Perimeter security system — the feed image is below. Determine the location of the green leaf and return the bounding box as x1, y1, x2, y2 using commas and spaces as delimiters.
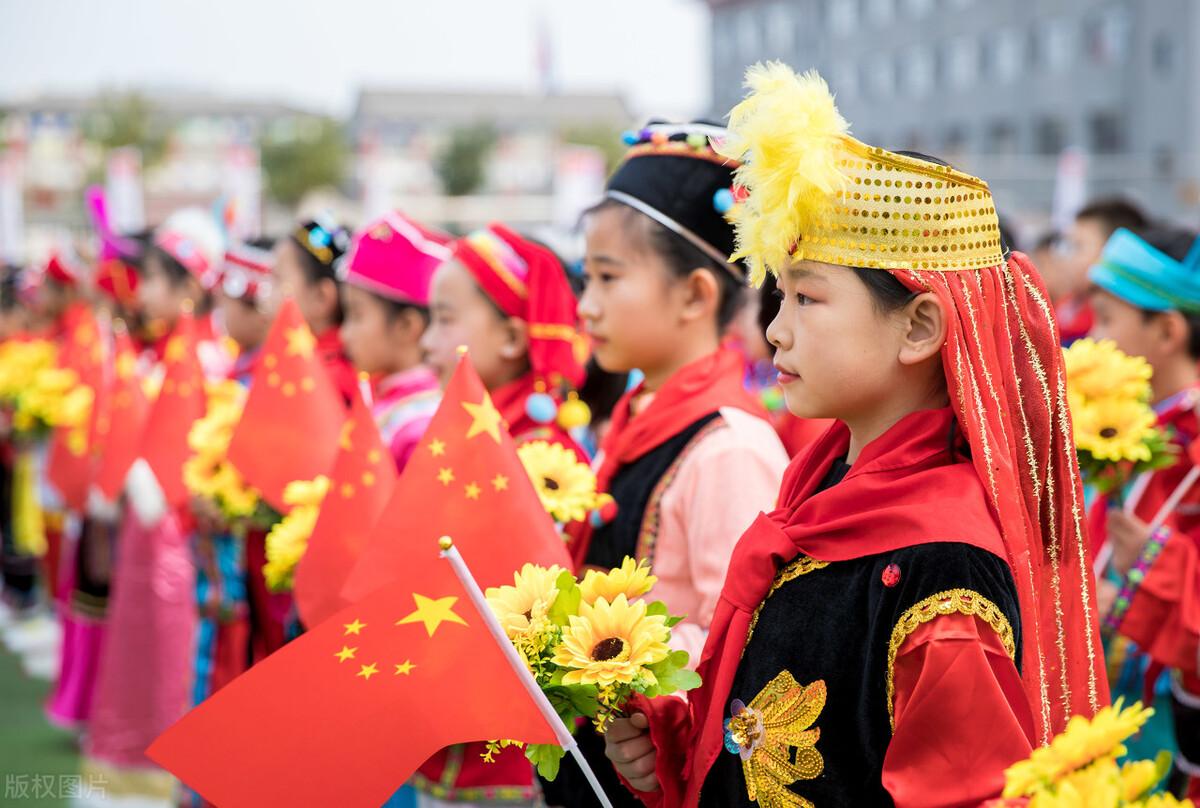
645, 601, 669, 618
546, 683, 600, 719
549, 571, 582, 627
526, 743, 565, 781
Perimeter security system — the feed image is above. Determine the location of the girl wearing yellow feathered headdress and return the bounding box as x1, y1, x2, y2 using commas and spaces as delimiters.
604, 63, 1108, 807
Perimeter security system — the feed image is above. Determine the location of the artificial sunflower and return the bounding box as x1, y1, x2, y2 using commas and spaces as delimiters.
579, 556, 657, 605
552, 594, 670, 687
1073, 398, 1158, 464
262, 475, 329, 592
1002, 699, 1155, 798
486, 563, 564, 643
1064, 338, 1153, 404
517, 440, 600, 523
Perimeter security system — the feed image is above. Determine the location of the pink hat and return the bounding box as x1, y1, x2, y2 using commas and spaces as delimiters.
340, 211, 451, 306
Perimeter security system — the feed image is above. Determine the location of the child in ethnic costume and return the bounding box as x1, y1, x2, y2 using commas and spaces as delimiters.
423, 224, 588, 454
85, 210, 227, 802
606, 65, 1107, 807
340, 212, 447, 473
562, 122, 789, 807
271, 216, 359, 402
1087, 225, 1200, 797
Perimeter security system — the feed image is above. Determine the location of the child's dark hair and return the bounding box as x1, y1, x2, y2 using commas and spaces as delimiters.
381, 297, 430, 326
1077, 197, 1148, 238
288, 227, 346, 324
584, 199, 745, 329
1134, 224, 1200, 359
149, 244, 193, 288
0, 264, 20, 311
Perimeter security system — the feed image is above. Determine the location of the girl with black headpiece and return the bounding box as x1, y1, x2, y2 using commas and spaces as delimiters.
552, 122, 790, 807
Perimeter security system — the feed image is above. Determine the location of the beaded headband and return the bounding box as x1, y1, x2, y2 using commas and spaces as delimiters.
716, 63, 1005, 286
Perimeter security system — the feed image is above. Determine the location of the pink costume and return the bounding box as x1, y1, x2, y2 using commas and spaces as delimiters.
372, 367, 441, 473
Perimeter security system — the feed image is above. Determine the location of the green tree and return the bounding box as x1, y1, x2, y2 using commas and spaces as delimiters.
84, 93, 168, 166
260, 117, 348, 208
560, 124, 625, 173
436, 124, 498, 196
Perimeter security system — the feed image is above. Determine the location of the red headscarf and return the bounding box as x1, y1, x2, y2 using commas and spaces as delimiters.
653, 253, 1107, 807
452, 224, 585, 390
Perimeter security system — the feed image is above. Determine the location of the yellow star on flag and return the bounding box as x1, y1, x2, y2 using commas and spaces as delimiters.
437, 467, 455, 486
284, 325, 317, 359
116, 351, 137, 380
491, 474, 509, 492
165, 335, 187, 363
394, 660, 416, 676
334, 646, 357, 663
340, 420, 356, 451
462, 394, 503, 443
343, 619, 366, 635
464, 482, 481, 500
357, 662, 379, 680
396, 594, 468, 637
428, 438, 446, 457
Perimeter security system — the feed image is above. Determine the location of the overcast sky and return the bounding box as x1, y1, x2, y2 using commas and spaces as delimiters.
0, 0, 712, 119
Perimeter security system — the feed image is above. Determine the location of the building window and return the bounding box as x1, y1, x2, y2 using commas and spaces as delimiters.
943, 125, 969, 154
870, 56, 895, 96
995, 29, 1021, 82
949, 37, 977, 88
986, 121, 1018, 155
1045, 18, 1075, 72
830, 0, 857, 35
1084, 8, 1130, 65
1152, 32, 1174, 75
832, 61, 860, 100
868, 0, 893, 24
904, 0, 933, 17
907, 46, 933, 96
738, 7, 759, 58
1088, 111, 1125, 154
1034, 116, 1067, 156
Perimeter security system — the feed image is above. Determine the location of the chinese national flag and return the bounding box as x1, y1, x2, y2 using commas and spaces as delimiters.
226, 298, 345, 510
138, 314, 205, 507
342, 356, 570, 602
294, 388, 397, 627
47, 306, 108, 510
147, 357, 566, 807
94, 329, 150, 501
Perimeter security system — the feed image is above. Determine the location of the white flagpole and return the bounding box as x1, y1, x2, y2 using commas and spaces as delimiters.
438, 537, 615, 808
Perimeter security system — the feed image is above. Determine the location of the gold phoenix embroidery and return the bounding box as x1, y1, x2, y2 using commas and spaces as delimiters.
740, 671, 826, 808
885, 589, 1016, 729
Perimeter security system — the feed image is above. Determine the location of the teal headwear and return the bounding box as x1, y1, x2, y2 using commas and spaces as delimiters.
1089, 227, 1200, 313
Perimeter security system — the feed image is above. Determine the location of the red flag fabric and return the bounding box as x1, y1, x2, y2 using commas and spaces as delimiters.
94, 329, 150, 501
47, 305, 107, 510
226, 298, 345, 510
342, 355, 571, 601
147, 357, 568, 807
294, 387, 397, 627
138, 313, 205, 507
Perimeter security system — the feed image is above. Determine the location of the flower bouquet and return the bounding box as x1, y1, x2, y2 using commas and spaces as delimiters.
985, 699, 1192, 807
183, 380, 279, 528
1064, 339, 1177, 500
0, 338, 93, 443
262, 475, 330, 593
482, 556, 700, 779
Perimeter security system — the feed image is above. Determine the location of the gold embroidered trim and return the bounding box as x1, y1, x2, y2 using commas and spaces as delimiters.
886, 588, 1015, 730
744, 556, 830, 649
740, 671, 826, 808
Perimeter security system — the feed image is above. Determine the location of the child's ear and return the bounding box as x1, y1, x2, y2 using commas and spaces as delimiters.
681, 267, 720, 323
898, 292, 947, 366
1158, 310, 1191, 355
392, 307, 429, 342
498, 317, 529, 360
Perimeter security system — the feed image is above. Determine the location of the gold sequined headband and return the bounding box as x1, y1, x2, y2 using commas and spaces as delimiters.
715, 63, 1005, 286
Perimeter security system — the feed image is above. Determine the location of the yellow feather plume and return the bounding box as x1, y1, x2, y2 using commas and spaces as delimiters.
714, 63, 849, 287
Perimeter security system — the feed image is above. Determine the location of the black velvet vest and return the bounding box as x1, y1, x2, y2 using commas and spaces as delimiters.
699, 542, 1021, 808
